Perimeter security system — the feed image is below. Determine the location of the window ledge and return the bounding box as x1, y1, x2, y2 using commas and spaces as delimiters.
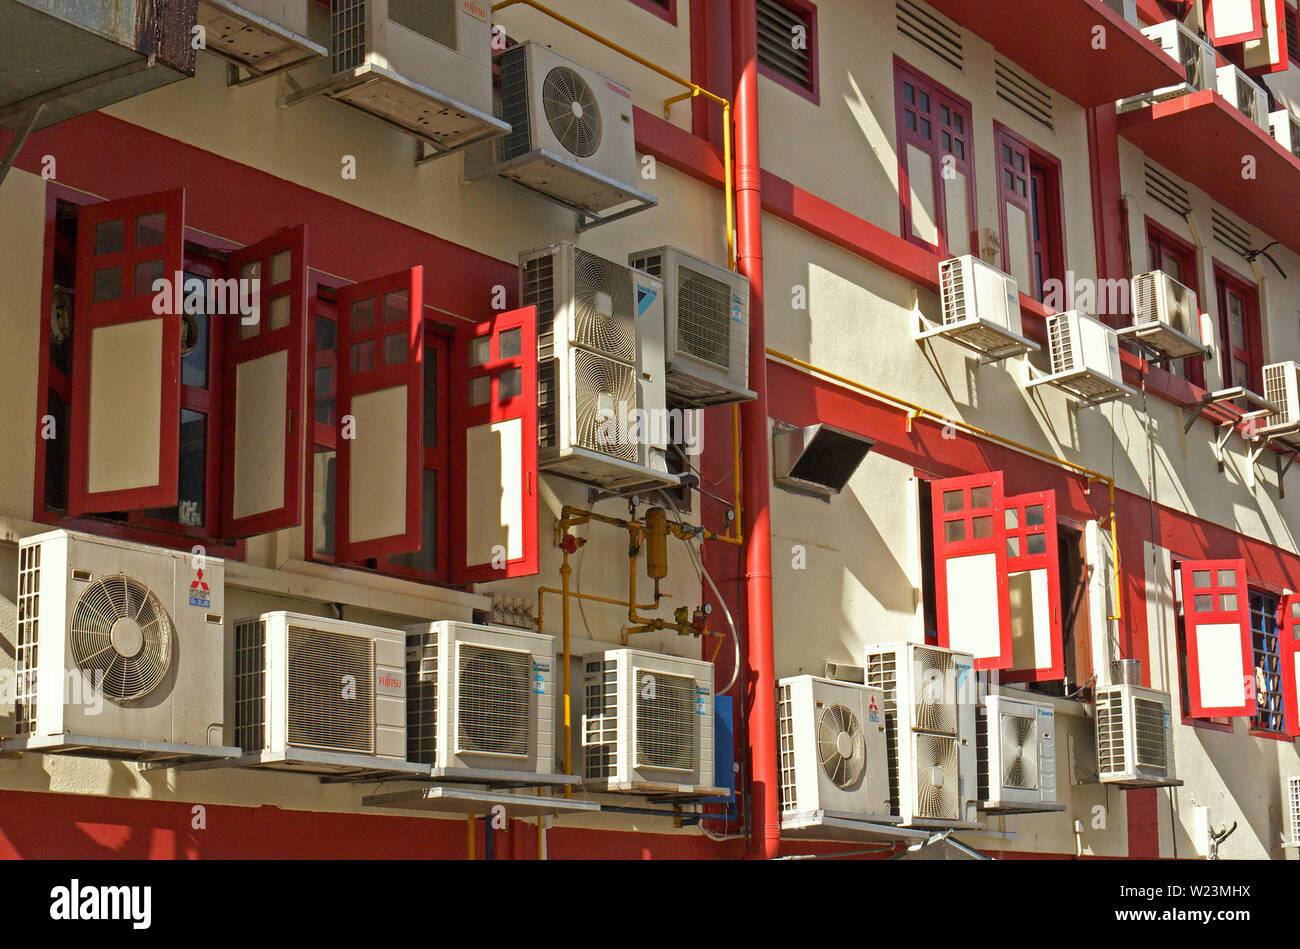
1248, 727, 1296, 742
1181, 715, 1234, 733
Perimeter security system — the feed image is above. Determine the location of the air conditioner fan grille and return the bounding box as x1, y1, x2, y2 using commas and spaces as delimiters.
70, 575, 173, 704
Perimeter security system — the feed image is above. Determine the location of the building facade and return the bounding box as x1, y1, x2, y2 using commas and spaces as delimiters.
0, 0, 1298, 859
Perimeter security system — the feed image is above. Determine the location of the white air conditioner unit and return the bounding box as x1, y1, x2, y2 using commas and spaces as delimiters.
1027, 310, 1136, 406
1270, 110, 1300, 160
232, 611, 411, 773
1095, 683, 1177, 787
627, 246, 755, 407
1127, 270, 1206, 359
285, 0, 507, 154
581, 647, 723, 796
1261, 361, 1300, 438
8, 530, 234, 761
921, 255, 1038, 361
196, 0, 325, 73
976, 694, 1063, 813
520, 242, 678, 491
405, 621, 565, 783
1217, 64, 1270, 130
863, 641, 980, 828
1121, 20, 1216, 111
777, 675, 892, 822
1286, 775, 1300, 848
465, 41, 656, 219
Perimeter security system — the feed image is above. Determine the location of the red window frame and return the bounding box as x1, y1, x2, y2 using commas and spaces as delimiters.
334, 266, 425, 563
756, 0, 819, 104
1213, 262, 1264, 395
1288, 1, 1300, 65
1180, 558, 1256, 719
1206, 0, 1265, 45
1001, 490, 1064, 683
1146, 219, 1206, 388
994, 124, 1065, 304
628, 0, 677, 24
895, 59, 976, 259
931, 471, 1013, 670
1278, 593, 1300, 737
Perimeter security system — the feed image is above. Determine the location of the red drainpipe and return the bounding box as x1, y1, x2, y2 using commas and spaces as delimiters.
731, 0, 779, 861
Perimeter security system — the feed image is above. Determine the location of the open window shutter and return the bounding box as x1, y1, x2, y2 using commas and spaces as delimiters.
1206, 0, 1265, 44
1001, 490, 1064, 682
1181, 559, 1255, 718
334, 266, 423, 562
1278, 594, 1300, 737
451, 306, 539, 584
932, 472, 1013, 670
220, 225, 308, 538
69, 189, 185, 516
1245, 0, 1288, 72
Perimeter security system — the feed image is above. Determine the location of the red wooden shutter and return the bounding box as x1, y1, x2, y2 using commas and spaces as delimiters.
334, 266, 424, 562
932, 472, 1013, 670
220, 225, 308, 538
69, 189, 185, 516
451, 306, 539, 584
1245, 0, 1289, 73
1278, 593, 1300, 737
1206, 0, 1265, 44
1001, 490, 1064, 682
1181, 559, 1256, 718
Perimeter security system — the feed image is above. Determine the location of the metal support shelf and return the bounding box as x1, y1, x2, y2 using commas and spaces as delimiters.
1, 734, 242, 766
362, 785, 600, 818
1179, 387, 1279, 487
1116, 322, 1210, 363
197, 0, 327, 88
1251, 421, 1300, 497
914, 310, 1040, 366
1024, 363, 1136, 407
779, 810, 936, 844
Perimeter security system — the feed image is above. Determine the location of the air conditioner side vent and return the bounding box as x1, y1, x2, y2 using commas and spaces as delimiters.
777, 682, 797, 815
865, 649, 900, 812
331, 0, 367, 73
15, 542, 40, 736
583, 659, 618, 779
497, 43, 533, 162
406, 626, 438, 764
234, 618, 268, 753
387, 0, 458, 52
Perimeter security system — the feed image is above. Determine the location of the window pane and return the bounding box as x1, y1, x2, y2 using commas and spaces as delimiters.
918, 91, 930, 112
1027, 533, 1047, 556
940, 104, 950, 123
904, 82, 914, 104
241, 260, 262, 282
134, 258, 164, 297
972, 516, 992, 539
94, 219, 124, 256
352, 297, 375, 332
469, 336, 491, 366
316, 315, 337, 353
971, 485, 992, 508
1006, 536, 1020, 558
182, 311, 209, 389
315, 367, 335, 425
1195, 594, 1213, 612
468, 375, 491, 407
942, 489, 964, 513
941, 131, 951, 152
1025, 505, 1045, 526
351, 340, 375, 373
383, 290, 408, 324
905, 111, 917, 132
944, 520, 966, 542
93, 266, 122, 302
1220, 593, 1238, 613
268, 294, 291, 331
312, 449, 336, 558
136, 212, 165, 249
144, 410, 206, 527
1218, 569, 1237, 587
422, 348, 437, 448
1005, 509, 1019, 529
918, 118, 931, 139
1192, 570, 1211, 587
499, 327, 522, 359
383, 332, 406, 366
499, 367, 522, 400
269, 250, 291, 286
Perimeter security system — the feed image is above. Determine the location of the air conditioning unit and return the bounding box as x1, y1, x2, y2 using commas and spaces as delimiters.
1286, 775, 1300, 848
196, 0, 325, 73
924, 255, 1037, 361
286, 0, 507, 153
1095, 683, 1177, 787
777, 675, 892, 821
581, 647, 722, 796
1217, 64, 1269, 130
1027, 310, 1135, 406
863, 641, 980, 828
1261, 361, 1300, 437
628, 246, 755, 407
465, 41, 656, 218
232, 611, 408, 772
1270, 110, 1300, 160
520, 242, 678, 491
976, 694, 1063, 813
9, 530, 233, 760
1122, 19, 1216, 109
1128, 270, 1205, 359
405, 621, 562, 782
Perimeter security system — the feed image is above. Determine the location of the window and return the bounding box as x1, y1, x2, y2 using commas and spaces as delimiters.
629, 0, 676, 23
1250, 590, 1286, 733
36, 187, 305, 552
756, 0, 819, 102
1146, 221, 1205, 387
1214, 265, 1263, 394
895, 62, 975, 258
1176, 557, 1255, 721
995, 125, 1064, 304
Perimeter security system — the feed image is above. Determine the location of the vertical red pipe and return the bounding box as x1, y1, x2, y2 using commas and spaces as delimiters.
731, 0, 779, 860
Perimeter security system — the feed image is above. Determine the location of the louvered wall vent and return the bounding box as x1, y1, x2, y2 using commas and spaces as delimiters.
896, 0, 963, 72
995, 57, 1053, 131
1211, 209, 1253, 259
1144, 162, 1190, 218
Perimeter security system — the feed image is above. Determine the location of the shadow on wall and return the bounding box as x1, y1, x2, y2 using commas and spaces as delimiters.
1184, 724, 1291, 859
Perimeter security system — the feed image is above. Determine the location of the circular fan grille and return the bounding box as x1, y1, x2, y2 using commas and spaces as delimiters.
542, 66, 603, 158
914, 733, 959, 820
572, 350, 638, 461
999, 712, 1038, 789
70, 575, 173, 703
913, 650, 957, 734
817, 704, 866, 790
572, 250, 637, 362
